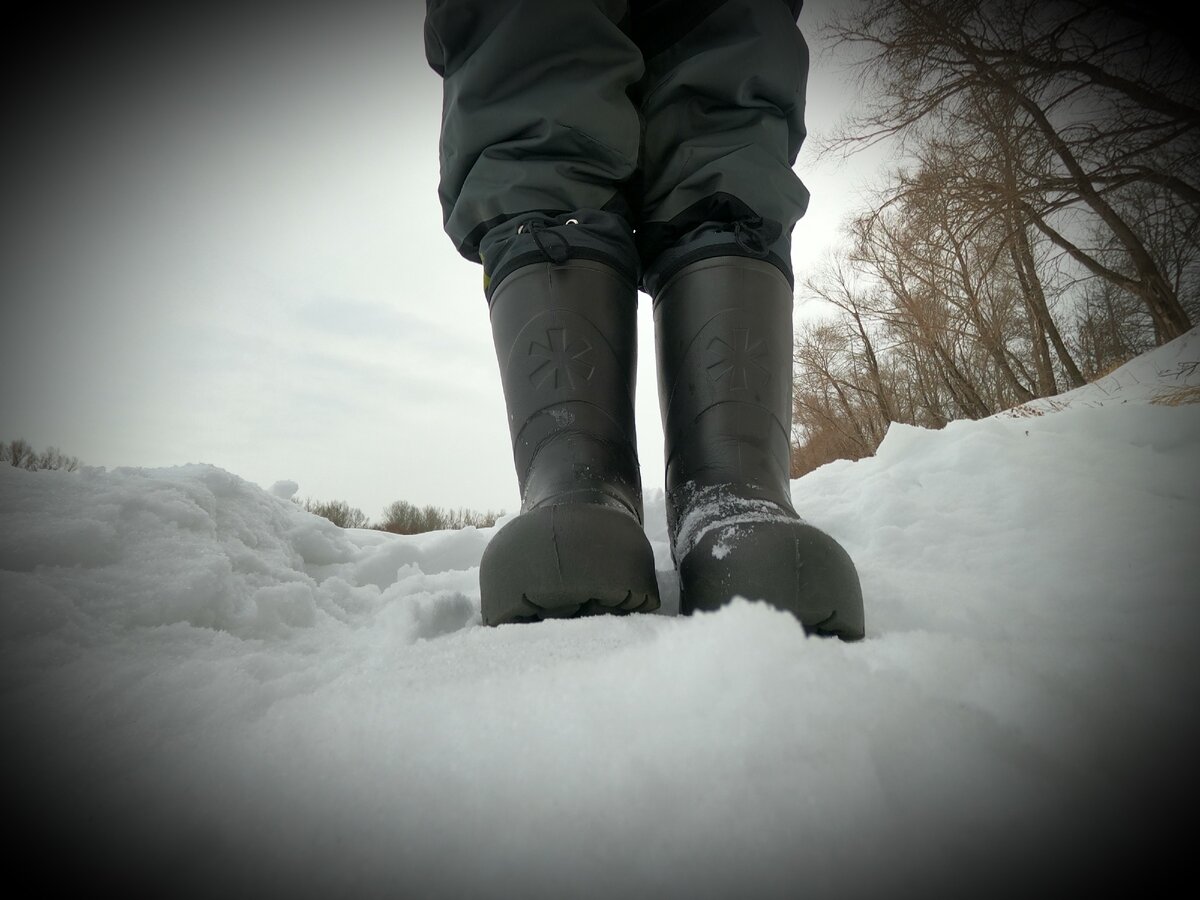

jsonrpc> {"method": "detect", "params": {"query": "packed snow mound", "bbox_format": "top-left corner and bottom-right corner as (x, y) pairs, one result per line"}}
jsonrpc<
(2, 339), (1199, 899)
(0, 463), (482, 643)
(1000, 325), (1200, 416)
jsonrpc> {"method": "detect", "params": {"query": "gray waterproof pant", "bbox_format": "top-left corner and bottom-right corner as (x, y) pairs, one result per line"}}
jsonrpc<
(424, 0), (810, 298)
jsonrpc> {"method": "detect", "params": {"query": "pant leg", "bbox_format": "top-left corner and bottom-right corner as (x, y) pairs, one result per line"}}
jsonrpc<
(630, 0), (811, 297)
(424, 0), (644, 295)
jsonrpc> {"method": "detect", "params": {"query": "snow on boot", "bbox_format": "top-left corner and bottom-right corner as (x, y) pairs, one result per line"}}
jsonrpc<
(479, 259), (661, 625)
(654, 256), (865, 640)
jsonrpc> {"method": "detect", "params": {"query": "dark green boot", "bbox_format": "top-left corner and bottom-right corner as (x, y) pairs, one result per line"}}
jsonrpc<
(479, 259), (661, 625)
(654, 256), (864, 640)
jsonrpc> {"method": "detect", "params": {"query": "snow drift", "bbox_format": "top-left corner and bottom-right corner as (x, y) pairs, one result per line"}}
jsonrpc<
(2, 330), (1198, 899)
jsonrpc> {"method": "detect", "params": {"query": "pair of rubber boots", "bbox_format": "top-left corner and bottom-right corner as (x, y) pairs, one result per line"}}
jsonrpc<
(479, 256), (865, 640)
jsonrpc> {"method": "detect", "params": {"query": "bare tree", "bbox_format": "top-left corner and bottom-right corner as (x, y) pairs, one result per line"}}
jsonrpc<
(376, 499), (503, 535)
(301, 498), (371, 530)
(825, 0), (1197, 340)
(852, 203), (997, 418)
(803, 254), (896, 426)
(2, 439), (34, 469)
(792, 320), (884, 475)
(1, 439), (81, 471)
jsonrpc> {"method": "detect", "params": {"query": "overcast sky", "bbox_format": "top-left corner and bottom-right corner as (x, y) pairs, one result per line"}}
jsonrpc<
(1, 1), (887, 520)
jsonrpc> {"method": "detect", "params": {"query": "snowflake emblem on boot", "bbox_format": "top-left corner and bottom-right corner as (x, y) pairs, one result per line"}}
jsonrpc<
(528, 327), (595, 390)
(705, 329), (769, 391)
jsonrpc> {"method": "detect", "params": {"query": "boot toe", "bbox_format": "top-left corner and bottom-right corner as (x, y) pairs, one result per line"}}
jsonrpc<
(679, 519), (865, 641)
(480, 504), (661, 626)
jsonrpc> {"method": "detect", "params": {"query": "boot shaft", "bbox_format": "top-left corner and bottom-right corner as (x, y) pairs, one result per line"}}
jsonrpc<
(653, 256), (796, 509)
(489, 259), (645, 519)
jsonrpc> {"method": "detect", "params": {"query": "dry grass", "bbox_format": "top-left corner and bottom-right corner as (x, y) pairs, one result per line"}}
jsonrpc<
(1002, 404), (1047, 418)
(1150, 385), (1200, 407)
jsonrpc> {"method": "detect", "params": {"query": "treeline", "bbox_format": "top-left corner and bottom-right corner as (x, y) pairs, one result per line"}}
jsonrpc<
(1, 438), (82, 472)
(791, 0), (1198, 474)
(299, 497), (504, 534)
(2, 436), (501, 536)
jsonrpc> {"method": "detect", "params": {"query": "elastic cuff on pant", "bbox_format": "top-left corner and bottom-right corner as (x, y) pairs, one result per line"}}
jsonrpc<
(480, 210), (639, 297)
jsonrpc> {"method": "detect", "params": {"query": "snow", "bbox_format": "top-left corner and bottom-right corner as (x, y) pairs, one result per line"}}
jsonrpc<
(1000, 325), (1200, 415)
(3, 332), (1199, 899)
(668, 483), (799, 563)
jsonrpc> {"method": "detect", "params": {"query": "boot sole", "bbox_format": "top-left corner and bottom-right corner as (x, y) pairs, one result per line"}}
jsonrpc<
(679, 520), (865, 641)
(480, 505), (661, 626)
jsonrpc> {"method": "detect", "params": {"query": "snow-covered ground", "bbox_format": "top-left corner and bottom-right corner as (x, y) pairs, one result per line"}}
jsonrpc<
(3, 331), (1198, 899)
(1000, 326), (1200, 415)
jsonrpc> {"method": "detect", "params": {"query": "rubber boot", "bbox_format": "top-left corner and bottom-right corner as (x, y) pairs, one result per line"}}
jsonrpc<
(479, 259), (661, 625)
(654, 256), (865, 640)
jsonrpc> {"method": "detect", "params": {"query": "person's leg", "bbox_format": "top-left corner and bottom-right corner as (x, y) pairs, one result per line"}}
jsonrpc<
(632, 0), (865, 638)
(631, 0), (809, 297)
(425, 0), (643, 292)
(424, 0), (660, 624)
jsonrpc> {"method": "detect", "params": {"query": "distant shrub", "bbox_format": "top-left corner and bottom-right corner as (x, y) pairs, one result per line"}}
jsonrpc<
(376, 499), (503, 535)
(293, 493), (503, 534)
(2, 438), (81, 472)
(300, 498), (371, 530)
